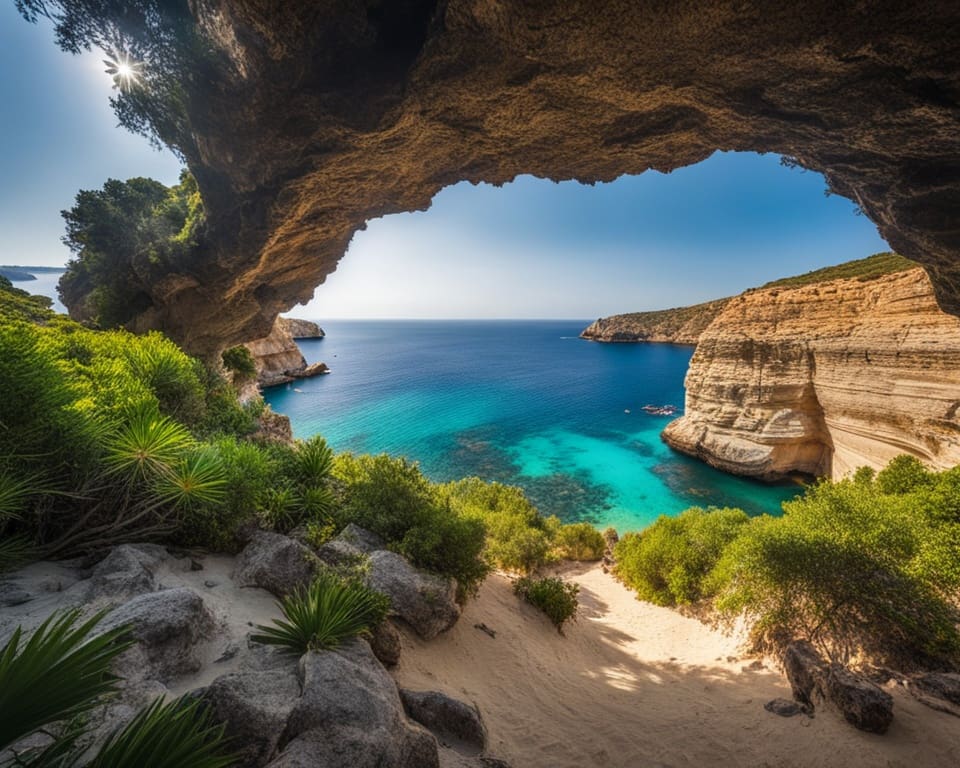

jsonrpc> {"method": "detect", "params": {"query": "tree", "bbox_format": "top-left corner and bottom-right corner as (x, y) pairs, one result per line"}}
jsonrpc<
(59, 171), (204, 327)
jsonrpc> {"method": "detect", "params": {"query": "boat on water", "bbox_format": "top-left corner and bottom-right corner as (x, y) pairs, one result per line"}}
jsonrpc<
(642, 404), (678, 416)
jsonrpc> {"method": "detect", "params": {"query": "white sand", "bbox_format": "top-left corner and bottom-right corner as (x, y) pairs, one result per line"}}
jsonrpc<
(393, 563), (960, 768)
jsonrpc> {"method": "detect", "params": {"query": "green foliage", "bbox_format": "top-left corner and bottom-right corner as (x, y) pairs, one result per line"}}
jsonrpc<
(104, 407), (194, 485)
(56, 172), (205, 327)
(332, 455), (490, 593)
(711, 468), (960, 665)
(221, 345), (257, 379)
(876, 454), (932, 495)
(0, 609), (132, 757)
(615, 507), (749, 606)
(88, 695), (233, 768)
(553, 522), (606, 561)
(252, 572), (390, 654)
(442, 477), (554, 574)
(0, 277), (55, 323)
(758, 252), (915, 291)
(514, 576), (579, 633)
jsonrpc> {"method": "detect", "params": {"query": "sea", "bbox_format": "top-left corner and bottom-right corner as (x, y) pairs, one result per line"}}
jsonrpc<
(265, 320), (800, 533)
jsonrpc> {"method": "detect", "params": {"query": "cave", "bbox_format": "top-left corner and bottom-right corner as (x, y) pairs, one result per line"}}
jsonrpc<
(42, 1), (960, 356)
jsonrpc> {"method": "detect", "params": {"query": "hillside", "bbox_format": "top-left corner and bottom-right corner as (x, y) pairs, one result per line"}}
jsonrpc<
(581, 253), (916, 344)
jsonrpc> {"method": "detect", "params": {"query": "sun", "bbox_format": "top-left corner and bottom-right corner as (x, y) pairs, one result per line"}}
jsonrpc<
(103, 52), (143, 89)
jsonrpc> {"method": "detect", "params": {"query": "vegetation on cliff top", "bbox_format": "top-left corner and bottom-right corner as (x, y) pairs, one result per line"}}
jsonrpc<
(756, 251), (916, 290)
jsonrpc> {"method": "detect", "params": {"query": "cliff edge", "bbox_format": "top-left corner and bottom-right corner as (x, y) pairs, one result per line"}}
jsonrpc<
(245, 317), (328, 387)
(581, 298), (730, 344)
(662, 267), (960, 480)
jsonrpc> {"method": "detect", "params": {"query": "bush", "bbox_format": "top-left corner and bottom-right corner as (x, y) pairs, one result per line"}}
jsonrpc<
(514, 576), (579, 633)
(615, 507), (749, 606)
(252, 573), (390, 653)
(711, 472), (960, 665)
(333, 454), (490, 594)
(221, 345), (257, 379)
(553, 522), (605, 561)
(442, 477), (554, 573)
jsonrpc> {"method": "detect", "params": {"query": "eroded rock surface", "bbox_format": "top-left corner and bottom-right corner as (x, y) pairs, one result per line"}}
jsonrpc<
(367, 550), (461, 640)
(400, 689), (487, 753)
(245, 317), (329, 388)
(233, 531), (319, 597)
(663, 268), (960, 479)
(52, 2), (960, 355)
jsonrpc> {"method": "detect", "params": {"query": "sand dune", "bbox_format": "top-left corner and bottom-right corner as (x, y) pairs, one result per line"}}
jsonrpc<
(393, 563), (960, 767)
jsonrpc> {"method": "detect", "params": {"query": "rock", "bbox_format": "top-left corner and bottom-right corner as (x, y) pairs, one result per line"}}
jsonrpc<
(337, 524), (385, 553)
(764, 698), (804, 717)
(98, 587), (215, 683)
(581, 298), (730, 344)
(400, 690), (487, 753)
(245, 318), (328, 388)
(234, 531), (318, 597)
(783, 641), (893, 734)
(369, 620), (402, 667)
(252, 408), (294, 444)
(315, 524), (383, 568)
(67, 2), (960, 360)
(0, 583), (32, 607)
(298, 362), (329, 378)
(270, 640), (439, 768)
(367, 550), (460, 640)
(86, 544), (167, 602)
(203, 653), (301, 767)
(281, 318), (324, 339)
(662, 265), (960, 480)
(913, 672), (960, 706)
(821, 665), (894, 734)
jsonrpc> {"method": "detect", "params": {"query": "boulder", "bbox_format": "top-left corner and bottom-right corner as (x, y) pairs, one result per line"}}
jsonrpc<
(86, 543), (168, 602)
(369, 620), (402, 667)
(400, 690), (487, 753)
(234, 531), (318, 597)
(203, 651), (301, 767)
(316, 525), (385, 569)
(98, 587), (215, 683)
(367, 550), (460, 640)
(336, 524), (385, 553)
(783, 641), (893, 734)
(763, 698), (803, 718)
(268, 639), (439, 768)
(913, 672), (960, 706)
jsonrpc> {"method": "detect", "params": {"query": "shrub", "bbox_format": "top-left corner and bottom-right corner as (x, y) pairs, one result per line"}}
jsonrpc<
(252, 573), (390, 653)
(553, 522), (605, 561)
(876, 454), (932, 495)
(615, 507), (749, 606)
(514, 576), (579, 633)
(221, 345), (257, 379)
(442, 477), (554, 573)
(712, 473), (960, 665)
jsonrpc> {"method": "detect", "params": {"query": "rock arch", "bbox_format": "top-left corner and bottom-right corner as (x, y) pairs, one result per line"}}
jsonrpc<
(85, 1), (960, 355)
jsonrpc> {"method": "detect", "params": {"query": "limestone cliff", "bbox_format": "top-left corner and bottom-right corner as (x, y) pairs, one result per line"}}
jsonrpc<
(244, 317), (328, 388)
(662, 268), (960, 480)
(581, 298), (730, 344)
(28, 3), (960, 355)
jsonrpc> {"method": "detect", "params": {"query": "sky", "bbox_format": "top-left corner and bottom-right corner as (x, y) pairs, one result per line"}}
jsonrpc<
(1, 5), (889, 320)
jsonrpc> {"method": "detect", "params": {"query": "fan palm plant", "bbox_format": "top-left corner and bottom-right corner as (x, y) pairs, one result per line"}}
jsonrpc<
(252, 572), (390, 653)
(103, 406), (193, 486)
(153, 447), (226, 510)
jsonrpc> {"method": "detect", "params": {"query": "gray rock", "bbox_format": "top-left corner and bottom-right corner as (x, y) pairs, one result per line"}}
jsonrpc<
(87, 544), (167, 602)
(783, 641), (893, 734)
(367, 550), (460, 640)
(270, 639), (439, 768)
(204, 656), (301, 767)
(400, 689), (487, 752)
(234, 531), (318, 597)
(913, 672), (960, 706)
(98, 587), (215, 683)
(764, 698), (804, 717)
(369, 620), (402, 667)
(0, 582), (32, 607)
(316, 525), (385, 568)
(337, 524), (385, 553)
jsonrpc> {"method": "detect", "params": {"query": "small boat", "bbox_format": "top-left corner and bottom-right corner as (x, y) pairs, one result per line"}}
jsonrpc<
(642, 404), (678, 416)
(624, 409), (631, 414)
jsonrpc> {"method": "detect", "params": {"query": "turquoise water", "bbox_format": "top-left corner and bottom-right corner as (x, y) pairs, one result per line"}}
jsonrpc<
(265, 320), (800, 533)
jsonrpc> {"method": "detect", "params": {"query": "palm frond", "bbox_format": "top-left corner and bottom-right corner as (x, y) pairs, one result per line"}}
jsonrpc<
(153, 447), (226, 510)
(251, 572), (390, 654)
(0, 609), (133, 753)
(88, 695), (233, 768)
(103, 407), (192, 485)
(295, 437), (334, 486)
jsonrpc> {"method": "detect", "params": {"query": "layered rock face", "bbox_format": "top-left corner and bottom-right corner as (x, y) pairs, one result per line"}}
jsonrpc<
(662, 268), (960, 480)
(47, 2), (960, 355)
(581, 298), (730, 344)
(245, 317), (328, 387)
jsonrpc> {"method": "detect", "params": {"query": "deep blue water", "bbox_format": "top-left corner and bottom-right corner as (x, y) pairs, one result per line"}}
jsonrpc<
(264, 320), (800, 533)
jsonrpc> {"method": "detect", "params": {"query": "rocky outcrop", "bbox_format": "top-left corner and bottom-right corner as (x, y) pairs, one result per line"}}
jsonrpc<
(245, 317), (329, 388)
(367, 551), (461, 640)
(581, 298), (730, 345)
(400, 690), (487, 753)
(34, 3), (960, 355)
(662, 267), (960, 480)
(783, 641), (894, 734)
(233, 531), (320, 597)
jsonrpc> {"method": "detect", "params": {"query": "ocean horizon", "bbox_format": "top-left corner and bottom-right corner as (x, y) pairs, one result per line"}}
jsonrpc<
(265, 319), (800, 533)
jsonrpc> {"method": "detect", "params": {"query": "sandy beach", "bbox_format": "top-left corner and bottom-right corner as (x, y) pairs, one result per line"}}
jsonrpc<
(393, 563), (960, 768)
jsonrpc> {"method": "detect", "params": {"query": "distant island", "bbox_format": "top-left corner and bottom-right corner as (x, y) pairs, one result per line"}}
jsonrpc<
(0, 265), (66, 282)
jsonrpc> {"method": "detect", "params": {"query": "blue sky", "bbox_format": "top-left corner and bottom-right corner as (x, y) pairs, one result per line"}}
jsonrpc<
(1, 5), (889, 319)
